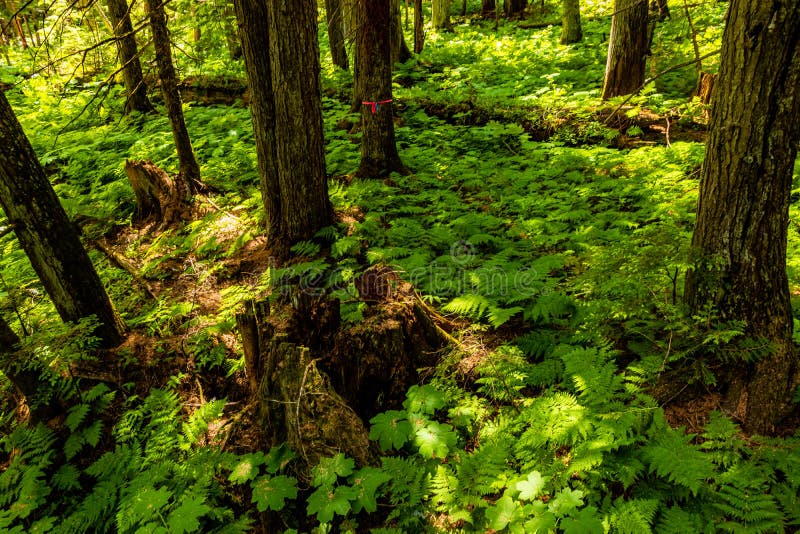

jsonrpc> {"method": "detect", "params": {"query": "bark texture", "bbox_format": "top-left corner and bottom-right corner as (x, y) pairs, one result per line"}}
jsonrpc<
(106, 0), (154, 114)
(235, 0), (333, 248)
(432, 0), (451, 30)
(560, 0), (582, 44)
(145, 0), (202, 191)
(355, 0), (407, 177)
(601, 0), (649, 99)
(326, 0), (349, 69)
(481, 0), (495, 17)
(266, 0), (333, 244)
(0, 92), (125, 347)
(684, 0), (800, 435)
(413, 0), (424, 53)
(650, 0), (669, 20)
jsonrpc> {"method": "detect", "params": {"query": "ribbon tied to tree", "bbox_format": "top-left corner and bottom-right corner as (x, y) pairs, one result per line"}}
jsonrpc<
(361, 99), (393, 114)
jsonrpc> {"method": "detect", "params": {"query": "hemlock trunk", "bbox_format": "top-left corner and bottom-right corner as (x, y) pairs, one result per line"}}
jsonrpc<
(601, 0), (649, 99)
(355, 0), (407, 177)
(560, 0), (582, 44)
(0, 92), (125, 347)
(106, 0), (153, 114)
(145, 0), (201, 191)
(684, 0), (800, 435)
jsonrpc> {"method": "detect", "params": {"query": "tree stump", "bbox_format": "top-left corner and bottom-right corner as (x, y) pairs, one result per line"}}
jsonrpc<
(124, 159), (191, 226)
(696, 72), (717, 105)
(236, 266), (446, 469)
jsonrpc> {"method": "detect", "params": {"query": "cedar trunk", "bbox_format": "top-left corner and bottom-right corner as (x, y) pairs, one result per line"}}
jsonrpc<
(355, 0), (407, 178)
(326, 0), (349, 69)
(236, 0), (333, 247)
(650, 0), (668, 20)
(413, 0), (424, 53)
(481, 0), (495, 16)
(390, 0), (411, 64)
(233, 0), (282, 242)
(266, 0), (333, 244)
(106, 0), (154, 114)
(0, 92), (125, 347)
(601, 0), (649, 99)
(560, 0), (582, 44)
(145, 0), (201, 191)
(432, 0), (451, 30)
(684, 0), (800, 435)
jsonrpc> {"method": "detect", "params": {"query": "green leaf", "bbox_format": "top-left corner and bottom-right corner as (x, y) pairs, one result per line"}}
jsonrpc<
(486, 494), (518, 531)
(350, 467), (391, 513)
(129, 486), (171, 521)
(403, 384), (446, 415)
(516, 471), (548, 501)
(312, 453), (355, 487)
(561, 506), (604, 534)
(251, 475), (298, 512)
(228, 452), (267, 484)
(413, 418), (457, 459)
(369, 410), (413, 451)
(65, 404), (90, 432)
(167, 496), (211, 534)
(549, 488), (584, 517)
(306, 485), (357, 523)
(263, 443), (296, 474)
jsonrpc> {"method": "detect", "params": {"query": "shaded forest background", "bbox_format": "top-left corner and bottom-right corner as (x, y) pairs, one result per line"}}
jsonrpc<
(1, 0), (799, 532)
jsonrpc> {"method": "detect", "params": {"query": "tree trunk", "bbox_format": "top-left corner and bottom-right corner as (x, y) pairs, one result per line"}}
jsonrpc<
(326, 0), (349, 69)
(683, 0), (800, 435)
(650, 0), (668, 20)
(124, 159), (192, 226)
(266, 0), (333, 244)
(432, 0), (451, 30)
(355, 0), (408, 178)
(601, 0), (649, 99)
(234, 0), (282, 243)
(390, 0), (411, 64)
(106, 0), (154, 114)
(235, 0), (333, 248)
(0, 315), (59, 422)
(413, 0), (424, 53)
(559, 0), (582, 44)
(145, 0), (202, 192)
(222, 3), (242, 60)
(0, 92), (125, 347)
(504, 0), (526, 17)
(481, 0), (495, 17)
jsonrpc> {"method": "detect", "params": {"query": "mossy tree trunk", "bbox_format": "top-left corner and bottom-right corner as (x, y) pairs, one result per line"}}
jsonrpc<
(683, 0), (800, 435)
(601, 0), (649, 99)
(145, 0), (201, 192)
(326, 0), (349, 69)
(105, 0), (154, 114)
(481, 0), (495, 16)
(0, 92), (125, 347)
(355, 0), (407, 177)
(235, 0), (333, 249)
(432, 0), (451, 30)
(560, 0), (582, 44)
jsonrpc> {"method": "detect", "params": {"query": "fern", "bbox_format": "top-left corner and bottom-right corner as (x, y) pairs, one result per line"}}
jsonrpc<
(640, 426), (715, 496)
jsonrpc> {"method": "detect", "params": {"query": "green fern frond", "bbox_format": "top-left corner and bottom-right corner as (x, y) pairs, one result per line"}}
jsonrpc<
(182, 399), (226, 447)
(640, 427), (714, 495)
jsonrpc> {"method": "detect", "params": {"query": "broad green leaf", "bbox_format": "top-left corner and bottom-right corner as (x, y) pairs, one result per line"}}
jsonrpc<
(561, 506), (604, 534)
(228, 452), (267, 484)
(312, 453), (355, 487)
(350, 467), (391, 513)
(403, 384), (446, 415)
(516, 471), (548, 501)
(413, 418), (457, 459)
(369, 410), (413, 451)
(306, 485), (357, 523)
(486, 494), (518, 531)
(167, 496), (211, 534)
(549, 488), (584, 517)
(251, 475), (298, 512)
